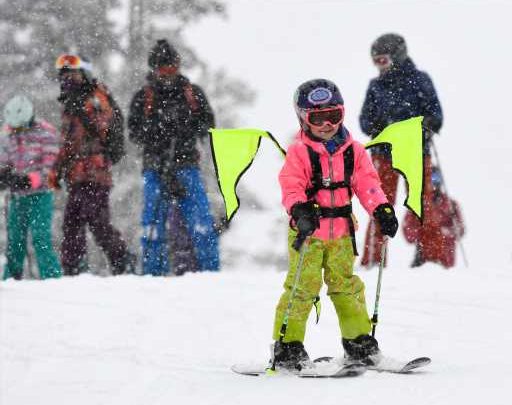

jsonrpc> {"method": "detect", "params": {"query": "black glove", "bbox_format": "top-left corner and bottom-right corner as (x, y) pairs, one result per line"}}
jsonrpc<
(291, 201), (319, 237)
(0, 167), (11, 190)
(9, 174), (31, 191)
(373, 203), (398, 237)
(163, 173), (186, 199)
(422, 116), (439, 140)
(0, 167), (31, 192)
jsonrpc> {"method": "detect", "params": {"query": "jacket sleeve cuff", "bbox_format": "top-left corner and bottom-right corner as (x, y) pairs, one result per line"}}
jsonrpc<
(27, 172), (43, 189)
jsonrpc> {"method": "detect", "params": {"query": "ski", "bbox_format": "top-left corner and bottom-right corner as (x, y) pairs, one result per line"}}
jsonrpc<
(314, 355), (431, 374)
(231, 361), (366, 378)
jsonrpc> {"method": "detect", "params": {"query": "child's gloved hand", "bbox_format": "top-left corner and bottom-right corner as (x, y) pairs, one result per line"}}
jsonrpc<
(291, 201), (319, 236)
(373, 203), (398, 237)
(0, 167), (33, 191)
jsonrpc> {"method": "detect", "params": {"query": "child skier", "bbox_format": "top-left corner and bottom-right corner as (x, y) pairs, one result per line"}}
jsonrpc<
(0, 95), (62, 280)
(271, 79), (398, 371)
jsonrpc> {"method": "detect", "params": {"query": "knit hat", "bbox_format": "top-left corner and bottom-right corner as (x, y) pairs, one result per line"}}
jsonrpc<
(371, 33), (408, 64)
(148, 39), (181, 69)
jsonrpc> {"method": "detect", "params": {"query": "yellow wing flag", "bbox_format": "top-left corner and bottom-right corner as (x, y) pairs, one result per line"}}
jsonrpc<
(209, 128), (286, 222)
(365, 116), (425, 219)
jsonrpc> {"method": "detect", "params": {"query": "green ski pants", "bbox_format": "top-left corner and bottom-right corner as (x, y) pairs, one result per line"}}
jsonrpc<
(272, 230), (372, 342)
(4, 192), (62, 280)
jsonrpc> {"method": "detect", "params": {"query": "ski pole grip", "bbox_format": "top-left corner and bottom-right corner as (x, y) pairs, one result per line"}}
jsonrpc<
(371, 314), (378, 337)
(292, 232), (307, 251)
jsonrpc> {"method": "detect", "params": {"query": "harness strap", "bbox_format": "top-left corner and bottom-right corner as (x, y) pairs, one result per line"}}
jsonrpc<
(305, 144), (358, 255)
(317, 204), (359, 256)
(318, 205), (352, 218)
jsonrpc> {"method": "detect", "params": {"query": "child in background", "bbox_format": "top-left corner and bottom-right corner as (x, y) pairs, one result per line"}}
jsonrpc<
(0, 95), (62, 280)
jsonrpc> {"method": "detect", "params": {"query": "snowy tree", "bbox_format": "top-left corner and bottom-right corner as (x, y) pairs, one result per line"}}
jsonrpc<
(0, 0), (120, 123)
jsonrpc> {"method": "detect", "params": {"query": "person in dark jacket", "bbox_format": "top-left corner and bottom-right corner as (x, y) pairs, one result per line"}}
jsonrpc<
(359, 33), (443, 269)
(50, 54), (136, 276)
(128, 39), (219, 276)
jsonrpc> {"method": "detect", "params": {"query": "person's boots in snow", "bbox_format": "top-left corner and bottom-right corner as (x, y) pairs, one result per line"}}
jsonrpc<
(64, 257), (88, 277)
(342, 334), (381, 366)
(271, 341), (312, 371)
(112, 251), (137, 275)
(410, 245), (426, 268)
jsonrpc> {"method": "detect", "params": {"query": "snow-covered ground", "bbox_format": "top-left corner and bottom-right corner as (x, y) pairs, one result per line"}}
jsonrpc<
(2, 260), (511, 405)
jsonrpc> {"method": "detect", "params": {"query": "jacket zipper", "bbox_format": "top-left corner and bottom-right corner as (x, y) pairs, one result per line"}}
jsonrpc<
(328, 154), (335, 240)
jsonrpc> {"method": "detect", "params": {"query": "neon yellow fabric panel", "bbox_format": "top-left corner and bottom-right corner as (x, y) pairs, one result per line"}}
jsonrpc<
(365, 116), (424, 219)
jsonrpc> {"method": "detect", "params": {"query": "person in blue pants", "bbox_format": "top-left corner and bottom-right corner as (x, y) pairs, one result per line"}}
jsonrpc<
(130, 39), (220, 275)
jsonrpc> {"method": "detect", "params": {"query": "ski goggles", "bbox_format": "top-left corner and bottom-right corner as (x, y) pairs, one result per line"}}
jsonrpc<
(302, 106), (345, 127)
(372, 54), (392, 70)
(55, 54), (92, 72)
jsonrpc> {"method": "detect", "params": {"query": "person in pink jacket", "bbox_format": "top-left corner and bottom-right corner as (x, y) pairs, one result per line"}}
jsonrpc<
(271, 79), (398, 371)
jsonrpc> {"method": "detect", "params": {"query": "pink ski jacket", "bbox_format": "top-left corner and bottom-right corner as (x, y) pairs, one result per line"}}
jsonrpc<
(279, 128), (388, 241)
(0, 120), (59, 195)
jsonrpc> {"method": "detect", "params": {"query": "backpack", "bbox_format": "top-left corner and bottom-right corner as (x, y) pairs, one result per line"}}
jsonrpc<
(103, 91), (126, 164)
(143, 83), (200, 118)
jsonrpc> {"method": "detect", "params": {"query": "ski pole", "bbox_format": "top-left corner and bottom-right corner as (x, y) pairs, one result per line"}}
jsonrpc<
(268, 236), (310, 373)
(430, 138), (468, 268)
(371, 237), (388, 337)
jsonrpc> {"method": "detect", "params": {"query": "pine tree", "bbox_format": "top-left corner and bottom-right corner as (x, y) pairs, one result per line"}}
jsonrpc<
(0, 0), (120, 122)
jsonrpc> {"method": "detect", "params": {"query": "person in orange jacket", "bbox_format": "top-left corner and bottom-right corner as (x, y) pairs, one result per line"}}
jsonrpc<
(50, 54), (136, 276)
(402, 167), (464, 269)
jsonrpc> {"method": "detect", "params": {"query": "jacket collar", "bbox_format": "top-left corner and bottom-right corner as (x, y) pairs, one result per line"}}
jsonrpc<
(297, 126), (353, 156)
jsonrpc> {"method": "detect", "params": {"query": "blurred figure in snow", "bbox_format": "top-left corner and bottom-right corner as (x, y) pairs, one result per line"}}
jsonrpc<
(128, 39), (219, 276)
(50, 54), (136, 276)
(359, 33), (443, 269)
(403, 167), (464, 269)
(0, 95), (62, 280)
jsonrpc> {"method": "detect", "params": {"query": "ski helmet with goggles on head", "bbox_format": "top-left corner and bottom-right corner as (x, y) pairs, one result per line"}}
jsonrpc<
(371, 33), (408, 68)
(55, 53), (93, 80)
(294, 79), (345, 130)
(3, 95), (34, 129)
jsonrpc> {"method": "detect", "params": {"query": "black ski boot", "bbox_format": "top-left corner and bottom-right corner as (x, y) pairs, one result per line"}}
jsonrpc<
(12, 271), (23, 281)
(271, 341), (312, 371)
(342, 334), (381, 366)
(112, 251), (137, 275)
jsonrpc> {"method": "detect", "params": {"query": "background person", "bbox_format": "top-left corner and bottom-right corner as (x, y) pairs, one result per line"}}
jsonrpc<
(128, 39), (219, 276)
(359, 33), (443, 269)
(51, 54), (135, 276)
(0, 95), (62, 280)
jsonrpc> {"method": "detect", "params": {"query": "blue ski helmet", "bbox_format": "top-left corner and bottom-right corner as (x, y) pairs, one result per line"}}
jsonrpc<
(294, 79), (344, 110)
(294, 79), (344, 127)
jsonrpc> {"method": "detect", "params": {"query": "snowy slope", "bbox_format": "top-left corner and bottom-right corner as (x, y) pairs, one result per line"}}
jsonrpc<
(1, 262), (511, 405)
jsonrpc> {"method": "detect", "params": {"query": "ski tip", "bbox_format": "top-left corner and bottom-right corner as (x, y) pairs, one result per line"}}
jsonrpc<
(399, 357), (432, 373)
(409, 357), (431, 366)
(265, 367), (278, 376)
(314, 356), (334, 363)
